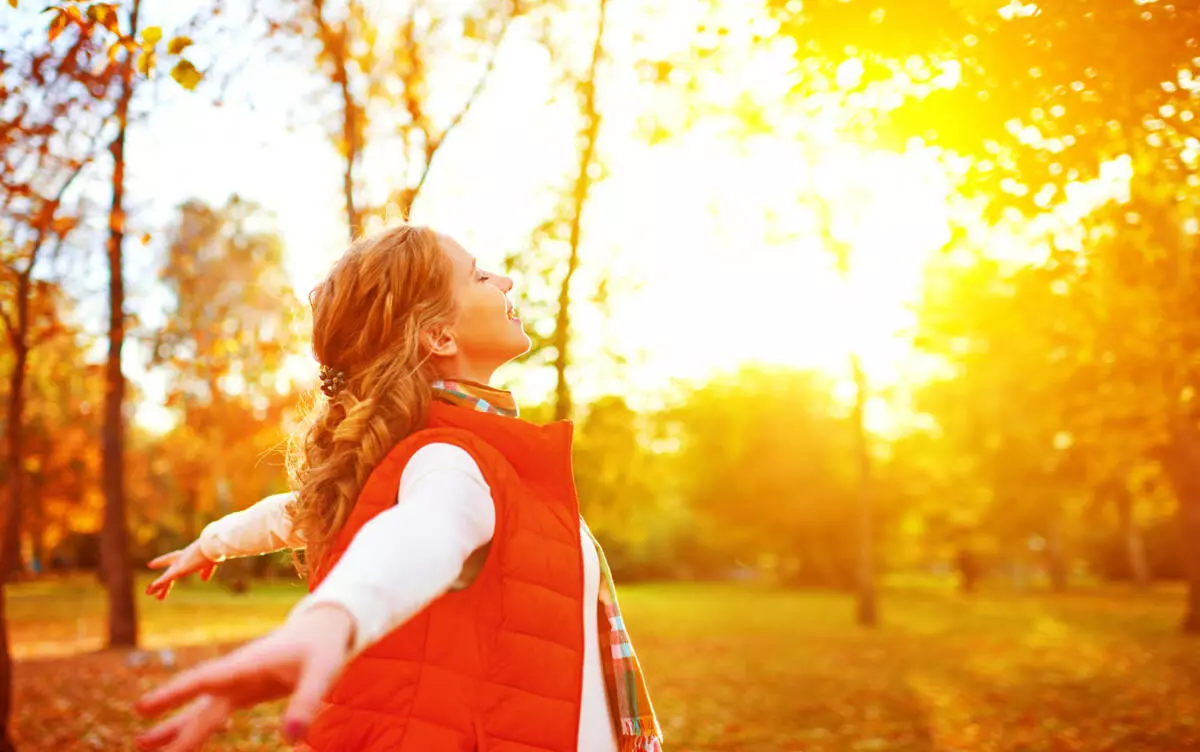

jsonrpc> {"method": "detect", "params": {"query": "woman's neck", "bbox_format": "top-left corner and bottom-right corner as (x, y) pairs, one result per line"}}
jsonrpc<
(435, 359), (496, 387)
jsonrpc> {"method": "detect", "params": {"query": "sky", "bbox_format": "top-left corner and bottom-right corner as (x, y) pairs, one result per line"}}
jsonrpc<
(9, 0), (1118, 434)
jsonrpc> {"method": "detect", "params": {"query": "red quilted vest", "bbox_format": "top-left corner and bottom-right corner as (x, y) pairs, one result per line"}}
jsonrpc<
(300, 400), (591, 751)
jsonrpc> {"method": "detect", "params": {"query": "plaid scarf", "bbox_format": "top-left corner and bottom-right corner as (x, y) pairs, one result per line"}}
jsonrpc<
(432, 378), (520, 417)
(431, 379), (665, 752)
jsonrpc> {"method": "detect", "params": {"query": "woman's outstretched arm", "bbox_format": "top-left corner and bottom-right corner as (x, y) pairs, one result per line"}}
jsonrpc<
(145, 492), (300, 600)
(135, 444), (496, 751)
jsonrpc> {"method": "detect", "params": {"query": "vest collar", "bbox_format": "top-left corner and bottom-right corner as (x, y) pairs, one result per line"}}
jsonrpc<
(426, 400), (575, 493)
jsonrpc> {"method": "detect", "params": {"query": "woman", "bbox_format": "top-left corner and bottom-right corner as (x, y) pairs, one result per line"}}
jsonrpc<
(134, 225), (663, 752)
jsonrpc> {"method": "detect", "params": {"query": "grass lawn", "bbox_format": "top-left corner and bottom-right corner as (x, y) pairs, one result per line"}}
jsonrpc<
(8, 576), (1200, 751)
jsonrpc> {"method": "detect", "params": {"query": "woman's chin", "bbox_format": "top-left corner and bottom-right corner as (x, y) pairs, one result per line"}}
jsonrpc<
(514, 328), (533, 355)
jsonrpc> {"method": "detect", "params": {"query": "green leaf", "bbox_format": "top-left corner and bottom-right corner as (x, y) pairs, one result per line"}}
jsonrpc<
(141, 25), (162, 47)
(170, 59), (202, 90)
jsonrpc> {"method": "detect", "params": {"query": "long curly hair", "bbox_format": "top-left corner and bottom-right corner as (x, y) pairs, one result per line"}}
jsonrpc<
(286, 224), (457, 578)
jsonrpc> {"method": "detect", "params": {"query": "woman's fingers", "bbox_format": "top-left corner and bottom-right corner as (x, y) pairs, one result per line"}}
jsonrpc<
(137, 695), (229, 751)
(147, 551), (182, 570)
(145, 545), (217, 599)
(136, 637), (291, 719)
(160, 696), (233, 752)
(146, 572), (174, 597)
(137, 608), (352, 748)
(282, 644), (345, 743)
(135, 652), (243, 718)
(147, 567), (185, 598)
(135, 706), (189, 750)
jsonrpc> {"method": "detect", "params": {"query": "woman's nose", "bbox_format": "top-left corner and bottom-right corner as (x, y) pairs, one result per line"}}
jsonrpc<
(494, 275), (514, 293)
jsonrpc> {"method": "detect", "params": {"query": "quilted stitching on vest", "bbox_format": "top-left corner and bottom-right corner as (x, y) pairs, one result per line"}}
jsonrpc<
(302, 403), (586, 752)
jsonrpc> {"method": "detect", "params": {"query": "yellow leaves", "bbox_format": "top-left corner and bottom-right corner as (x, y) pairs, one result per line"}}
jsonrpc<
(136, 27), (161, 74)
(8, 0), (17, 8)
(167, 36), (193, 55)
(462, 15), (485, 41)
(136, 49), (155, 77)
(140, 25), (162, 48)
(171, 59), (202, 91)
(42, 6), (203, 91)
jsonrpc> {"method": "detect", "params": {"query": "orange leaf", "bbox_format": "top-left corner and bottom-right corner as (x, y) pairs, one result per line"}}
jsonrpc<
(167, 35), (192, 55)
(87, 4), (120, 34)
(47, 10), (68, 42)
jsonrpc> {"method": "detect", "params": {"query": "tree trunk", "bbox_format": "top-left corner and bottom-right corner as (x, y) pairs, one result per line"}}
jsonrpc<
(1180, 493), (1200, 633)
(1044, 537), (1069, 594)
(29, 484), (44, 574)
(0, 584), (13, 752)
(1, 338), (27, 583)
(552, 0), (608, 422)
(1170, 436), (1200, 632)
(850, 353), (877, 627)
(955, 547), (980, 594)
(1163, 413), (1200, 633)
(335, 38), (360, 236)
(100, 0), (141, 649)
(1113, 483), (1151, 588)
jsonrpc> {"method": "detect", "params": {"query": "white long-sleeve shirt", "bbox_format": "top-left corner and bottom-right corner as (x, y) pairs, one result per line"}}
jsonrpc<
(198, 443), (620, 752)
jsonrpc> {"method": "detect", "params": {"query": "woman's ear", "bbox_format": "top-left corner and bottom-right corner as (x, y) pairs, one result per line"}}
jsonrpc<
(426, 328), (458, 358)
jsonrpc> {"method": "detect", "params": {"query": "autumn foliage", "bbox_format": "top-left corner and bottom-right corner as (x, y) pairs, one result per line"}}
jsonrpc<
(4, 0), (1200, 749)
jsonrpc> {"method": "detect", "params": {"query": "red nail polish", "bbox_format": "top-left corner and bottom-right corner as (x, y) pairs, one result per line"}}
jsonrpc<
(283, 719), (306, 743)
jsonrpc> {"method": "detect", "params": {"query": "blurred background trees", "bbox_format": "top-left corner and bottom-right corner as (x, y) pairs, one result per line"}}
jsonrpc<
(4, 2), (1200, 714)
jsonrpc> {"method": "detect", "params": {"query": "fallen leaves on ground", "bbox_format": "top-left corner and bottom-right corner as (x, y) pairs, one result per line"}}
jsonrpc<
(9, 577), (1200, 751)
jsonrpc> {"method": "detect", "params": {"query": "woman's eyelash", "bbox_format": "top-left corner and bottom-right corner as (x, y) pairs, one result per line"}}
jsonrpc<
(477, 273), (490, 282)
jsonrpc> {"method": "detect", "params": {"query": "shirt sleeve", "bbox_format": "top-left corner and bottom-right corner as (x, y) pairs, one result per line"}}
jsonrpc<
(197, 492), (303, 562)
(285, 443), (496, 657)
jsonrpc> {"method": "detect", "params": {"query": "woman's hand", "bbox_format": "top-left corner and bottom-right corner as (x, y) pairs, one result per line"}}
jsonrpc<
(134, 603), (356, 752)
(145, 541), (218, 601)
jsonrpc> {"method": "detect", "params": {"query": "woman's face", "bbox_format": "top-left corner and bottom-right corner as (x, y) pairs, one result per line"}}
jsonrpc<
(433, 233), (531, 379)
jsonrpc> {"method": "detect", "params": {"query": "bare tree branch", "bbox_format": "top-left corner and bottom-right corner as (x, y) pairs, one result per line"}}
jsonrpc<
(410, 4), (516, 206)
(0, 304), (14, 348)
(312, 0), (362, 237)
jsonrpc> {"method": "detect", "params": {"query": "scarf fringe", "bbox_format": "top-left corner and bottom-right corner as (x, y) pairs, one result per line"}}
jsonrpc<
(619, 734), (664, 752)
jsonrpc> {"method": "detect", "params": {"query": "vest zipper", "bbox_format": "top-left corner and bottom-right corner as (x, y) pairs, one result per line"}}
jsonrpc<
(560, 420), (586, 750)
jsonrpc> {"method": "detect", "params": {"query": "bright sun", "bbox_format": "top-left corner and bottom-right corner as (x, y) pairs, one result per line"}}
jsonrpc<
(583, 133), (954, 402)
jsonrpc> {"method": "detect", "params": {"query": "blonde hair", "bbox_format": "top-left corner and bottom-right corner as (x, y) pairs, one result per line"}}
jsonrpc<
(287, 224), (456, 578)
